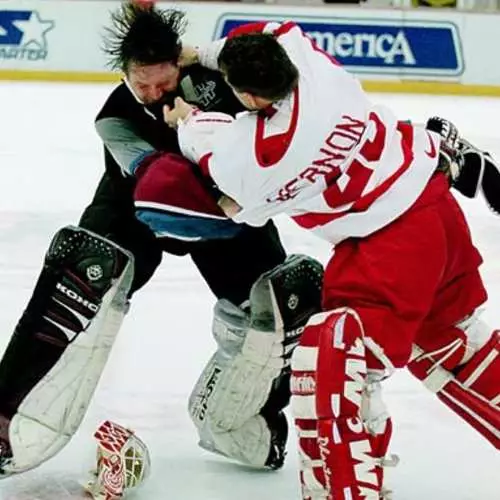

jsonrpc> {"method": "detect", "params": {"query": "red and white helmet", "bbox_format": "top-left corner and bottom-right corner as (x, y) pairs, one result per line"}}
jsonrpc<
(85, 421), (151, 500)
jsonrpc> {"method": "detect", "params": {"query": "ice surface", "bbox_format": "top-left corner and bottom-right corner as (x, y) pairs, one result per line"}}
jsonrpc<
(0, 81), (499, 499)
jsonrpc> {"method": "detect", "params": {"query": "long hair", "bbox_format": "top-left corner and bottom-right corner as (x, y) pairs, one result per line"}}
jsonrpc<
(102, 2), (187, 72)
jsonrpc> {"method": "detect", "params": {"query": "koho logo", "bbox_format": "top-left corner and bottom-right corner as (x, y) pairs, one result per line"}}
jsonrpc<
(56, 282), (99, 313)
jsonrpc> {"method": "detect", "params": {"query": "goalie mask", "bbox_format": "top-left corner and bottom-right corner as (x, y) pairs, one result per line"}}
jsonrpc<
(85, 421), (151, 500)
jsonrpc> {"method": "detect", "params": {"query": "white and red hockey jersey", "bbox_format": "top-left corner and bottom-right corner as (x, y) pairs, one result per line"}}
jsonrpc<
(178, 22), (441, 244)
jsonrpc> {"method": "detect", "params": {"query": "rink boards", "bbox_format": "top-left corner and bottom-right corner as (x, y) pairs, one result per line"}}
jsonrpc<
(0, 1), (500, 96)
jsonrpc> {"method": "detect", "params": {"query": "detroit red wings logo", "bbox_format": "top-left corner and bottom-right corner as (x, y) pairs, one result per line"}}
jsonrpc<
(94, 420), (132, 454)
(95, 452), (125, 499)
(93, 421), (133, 499)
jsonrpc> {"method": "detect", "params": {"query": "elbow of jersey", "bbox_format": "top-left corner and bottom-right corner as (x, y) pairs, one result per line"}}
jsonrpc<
(131, 151), (162, 177)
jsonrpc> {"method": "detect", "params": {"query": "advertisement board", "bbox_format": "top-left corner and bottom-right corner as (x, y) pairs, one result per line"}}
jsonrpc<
(0, 1), (498, 96)
(0, 9), (55, 63)
(214, 15), (464, 78)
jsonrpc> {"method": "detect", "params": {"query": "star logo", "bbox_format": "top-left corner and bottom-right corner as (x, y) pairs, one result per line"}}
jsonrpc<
(12, 11), (55, 51)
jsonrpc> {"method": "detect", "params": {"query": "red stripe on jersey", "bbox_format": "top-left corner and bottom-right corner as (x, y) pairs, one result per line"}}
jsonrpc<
(228, 22), (268, 38)
(229, 21), (296, 39)
(255, 87), (299, 168)
(273, 21), (297, 37)
(194, 118), (233, 124)
(199, 153), (213, 177)
(291, 123), (415, 229)
(352, 122), (414, 212)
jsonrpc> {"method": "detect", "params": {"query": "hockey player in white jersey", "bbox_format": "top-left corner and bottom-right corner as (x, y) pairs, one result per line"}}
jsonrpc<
(0, 7), (327, 488)
(164, 21), (500, 500)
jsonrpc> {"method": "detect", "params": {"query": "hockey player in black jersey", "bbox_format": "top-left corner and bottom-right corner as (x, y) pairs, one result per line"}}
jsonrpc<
(0, 2), (326, 482)
(81, 4), (285, 300)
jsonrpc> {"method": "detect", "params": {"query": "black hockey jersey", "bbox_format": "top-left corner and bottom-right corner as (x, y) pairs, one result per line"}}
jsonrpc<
(95, 65), (244, 177)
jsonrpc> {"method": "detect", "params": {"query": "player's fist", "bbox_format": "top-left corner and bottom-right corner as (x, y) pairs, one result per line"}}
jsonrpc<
(163, 97), (196, 128)
(218, 195), (242, 218)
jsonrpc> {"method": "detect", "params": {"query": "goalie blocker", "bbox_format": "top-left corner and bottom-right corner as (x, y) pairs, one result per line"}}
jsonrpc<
(427, 116), (500, 215)
(189, 254), (324, 469)
(0, 226), (134, 477)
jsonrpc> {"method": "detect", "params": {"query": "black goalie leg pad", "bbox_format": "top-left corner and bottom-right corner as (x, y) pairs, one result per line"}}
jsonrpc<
(250, 253), (325, 365)
(0, 225), (134, 476)
(255, 254), (324, 468)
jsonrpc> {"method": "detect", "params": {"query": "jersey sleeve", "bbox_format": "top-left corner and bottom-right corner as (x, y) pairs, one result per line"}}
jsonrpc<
(177, 110), (258, 216)
(95, 84), (156, 176)
(178, 111), (279, 228)
(177, 110), (235, 167)
(95, 117), (156, 176)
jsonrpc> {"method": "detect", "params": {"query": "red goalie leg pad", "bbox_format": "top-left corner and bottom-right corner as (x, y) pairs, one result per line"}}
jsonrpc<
(291, 308), (388, 500)
(409, 330), (500, 449)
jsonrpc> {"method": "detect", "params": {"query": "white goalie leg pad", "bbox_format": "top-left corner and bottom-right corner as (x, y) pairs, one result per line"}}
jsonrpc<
(198, 411), (272, 468)
(189, 299), (282, 467)
(207, 350), (283, 432)
(5, 255), (134, 475)
(189, 254), (324, 468)
(207, 327), (285, 432)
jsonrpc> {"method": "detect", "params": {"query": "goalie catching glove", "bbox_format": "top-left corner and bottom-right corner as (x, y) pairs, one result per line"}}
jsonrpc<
(427, 116), (500, 214)
(189, 254), (324, 469)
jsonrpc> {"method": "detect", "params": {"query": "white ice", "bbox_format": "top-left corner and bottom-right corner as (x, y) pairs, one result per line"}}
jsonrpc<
(0, 82), (499, 500)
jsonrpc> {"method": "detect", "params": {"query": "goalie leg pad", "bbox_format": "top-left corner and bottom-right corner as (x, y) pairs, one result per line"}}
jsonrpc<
(189, 347), (289, 469)
(189, 254), (323, 468)
(0, 226), (134, 476)
(196, 413), (275, 469)
(291, 308), (394, 500)
(409, 316), (500, 449)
